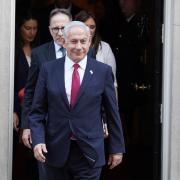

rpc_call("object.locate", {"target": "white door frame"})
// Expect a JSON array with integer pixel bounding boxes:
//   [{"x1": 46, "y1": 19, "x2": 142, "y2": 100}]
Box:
[
  {"x1": 162, "y1": 0, "x2": 174, "y2": 179},
  {"x1": 0, "y1": 0, "x2": 15, "y2": 179}
]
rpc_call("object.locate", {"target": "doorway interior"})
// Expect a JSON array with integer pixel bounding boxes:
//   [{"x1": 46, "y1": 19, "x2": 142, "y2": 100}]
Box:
[{"x1": 14, "y1": 0, "x2": 163, "y2": 180}]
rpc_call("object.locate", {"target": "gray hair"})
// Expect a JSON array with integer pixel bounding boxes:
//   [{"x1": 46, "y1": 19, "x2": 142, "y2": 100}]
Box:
[
  {"x1": 63, "y1": 21, "x2": 90, "y2": 40},
  {"x1": 49, "y1": 8, "x2": 72, "y2": 24}
]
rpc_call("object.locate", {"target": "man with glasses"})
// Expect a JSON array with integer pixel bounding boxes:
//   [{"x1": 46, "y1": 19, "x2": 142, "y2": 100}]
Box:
[
  {"x1": 38, "y1": 0, "x2": 82, "y2": 43},
  {"x1": 21, "y1": 8, "x2": 72, "y2": 149}
]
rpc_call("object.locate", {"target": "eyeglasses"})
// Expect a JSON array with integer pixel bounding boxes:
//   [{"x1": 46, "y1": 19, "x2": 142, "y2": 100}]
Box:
[{"x1": 51, "y1": 26, "x2": 64, "y2": 34}]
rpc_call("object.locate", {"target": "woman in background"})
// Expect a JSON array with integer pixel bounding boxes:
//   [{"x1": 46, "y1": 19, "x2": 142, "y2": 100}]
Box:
[
  {"x1": 75, "y1": 10, "x2": 117, "y2": 88},
  {"x1": 13, "y1": 9, "x2": 39, "y2": 180},
  {"x1": 75, "y1": 10, "x2": 118, "y2": 138}
]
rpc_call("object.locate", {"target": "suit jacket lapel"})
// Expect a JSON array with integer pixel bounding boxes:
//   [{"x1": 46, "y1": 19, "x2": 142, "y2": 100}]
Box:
[
  {"x1": 48, "y1": 41, "x2": 56, "y2": 60},
  {"x1": 73, "y1": 57, "x2": 94, "y2": 108},
  {"x1": 57, "y1": 58, "x2": 70, "y2": 109}
]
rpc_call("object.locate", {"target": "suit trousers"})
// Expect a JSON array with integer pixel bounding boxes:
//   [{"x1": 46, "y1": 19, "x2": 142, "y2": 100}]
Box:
[{"x1": 38, "y1": 141, "x2": 102, "y2": 180}]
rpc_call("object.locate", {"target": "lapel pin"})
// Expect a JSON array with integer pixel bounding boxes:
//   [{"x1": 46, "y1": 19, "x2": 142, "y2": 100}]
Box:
[{"x1": 90, "y1": 70, "x2": 93, "y2": 75}]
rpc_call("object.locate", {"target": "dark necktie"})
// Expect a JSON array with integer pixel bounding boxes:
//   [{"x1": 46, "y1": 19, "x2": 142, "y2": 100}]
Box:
[
  {"x1": 70, "y1": 64, "x2": 80, "y2": 108},
  {"x1": 60, "y1": 47, "x2": 66, "y2": 57}
]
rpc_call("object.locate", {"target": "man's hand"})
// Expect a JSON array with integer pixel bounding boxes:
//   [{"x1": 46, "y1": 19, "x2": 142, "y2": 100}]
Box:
[
  {"x1": 13, "y1": 112, "x2": 19, "y2": 132},
  {"x1": 34, "y1": 143, "x2": 47, "y2": 162},
  {"x1": 22, "y1": 129, "x2": 32, "y2": 149},
  {"x1": 108, "y1": 153, "x2": 123, "y2": 169}
]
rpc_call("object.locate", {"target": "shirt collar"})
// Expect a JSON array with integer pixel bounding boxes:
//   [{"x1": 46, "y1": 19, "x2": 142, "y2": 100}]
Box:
[
  {"x1": 54, "y1": 42, "x2": 62, "y2": 52},
  {"x1": 65, "y1": 55, "x2": 87, "y2": 71}
]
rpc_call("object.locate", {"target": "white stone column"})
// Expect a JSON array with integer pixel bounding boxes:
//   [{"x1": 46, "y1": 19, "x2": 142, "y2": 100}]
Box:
[
  {"x1": 163, "y1": 0, "x2": 180, "y2": 179},
  {"x1": 0, "y1": 0, "x2": 15, "y2": 179},
  {"x1": 169, "y1": 0, "x2": 180, "y2": 179}
]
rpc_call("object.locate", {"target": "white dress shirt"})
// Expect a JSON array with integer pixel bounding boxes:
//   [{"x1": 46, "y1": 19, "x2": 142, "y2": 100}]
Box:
[
  {"x1": 64, "y1": 55, "x2": 87, "y2": 104},
  {"x1": 54, "y1": 42, "x2": 65, "y2": 59},
  {"x1": 25, "y1": 55, "x2": 31, "y2": 67}
]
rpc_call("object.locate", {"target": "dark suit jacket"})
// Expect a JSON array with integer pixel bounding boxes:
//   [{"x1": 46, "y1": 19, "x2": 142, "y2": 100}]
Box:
[
  {"x1": 14, "y1": 47, "x2": 29, "y2": 117},
  {"x1": 100, "y1": 11, "x2": 149, "y2": 110},
  {"x1": 21, "y1": 41, "x2": 56, "y2": 128},
  {"x1": 13, "y1": 46, "x2": 29, "y2": 155},
  {"x1": 29, "y1": 57, "x2": 125, "y2": 168}
]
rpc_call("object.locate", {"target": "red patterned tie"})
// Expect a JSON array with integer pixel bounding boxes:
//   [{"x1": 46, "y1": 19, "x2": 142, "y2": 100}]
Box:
[{"x1": 70, "y1": 63, "x2": 80, "y2": 108}]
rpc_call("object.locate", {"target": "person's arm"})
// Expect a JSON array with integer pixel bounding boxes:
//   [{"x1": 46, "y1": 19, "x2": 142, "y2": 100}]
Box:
[
  {"x1": 13, "y1": 112, "x2": 20, "y2": 132},
  {"x1": 102, "y1": 66, "x2": 125, "y2": 168},
  {"x1": 13, "y1": 90, "x2": 20, "y2": 132},
  {"x1": 29, "y1": 63, "x2": 48, "y2": 162},
  {"x1": 102, "y1": 42, "x2": 118, "y2": 98},
  {"x1": 103, "y1": 43, "x2": 117, "y2": 87},
  {"x1": 21, "y1": 51, "x2": 39, "y2": 148},
  {"x1": 13, "y1": 56, "x2": 20, "y2": 132}
]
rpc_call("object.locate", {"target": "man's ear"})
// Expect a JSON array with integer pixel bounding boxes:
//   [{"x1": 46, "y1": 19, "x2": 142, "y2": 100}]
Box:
[{"x1": 49, "y1": 26, "x2": 52, "y2": 35}]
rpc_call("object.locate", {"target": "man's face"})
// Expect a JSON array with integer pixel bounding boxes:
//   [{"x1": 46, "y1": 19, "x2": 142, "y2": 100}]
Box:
[
  {"x1": 63, "y1": 26, "x2": 91, "y2": 63},
  {"x1": 119, "y1": 0, "x2": 137, "y2": 18},
  {"x1": 55, "y1": 0, "x2": 70, "y2": 8},
  {"x1": 49, "y1": 13, "x2": 70, "y2": 45}
]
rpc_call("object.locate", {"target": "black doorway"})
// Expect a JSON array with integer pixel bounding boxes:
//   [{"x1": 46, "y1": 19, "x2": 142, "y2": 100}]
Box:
[
  {"x1": 100, "y1": 0, "x2": 163, "y2": 179},
  {"x1": 14, "y1": 0, "x2": 163, "y2": 180}
]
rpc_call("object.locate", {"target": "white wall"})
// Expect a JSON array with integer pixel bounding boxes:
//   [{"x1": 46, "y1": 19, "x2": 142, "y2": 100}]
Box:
[
  {"x1": 0, "y1": 0, "x2": 15, "y2": 179},
  {"x1": 162, "y1": 0, "x2": 180, "y2": 179},
  {"x1": 170, "y1": 0, "x2": 180, "y2": 179}
]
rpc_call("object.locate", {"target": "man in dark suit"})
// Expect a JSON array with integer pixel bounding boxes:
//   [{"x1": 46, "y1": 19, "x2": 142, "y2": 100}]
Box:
[
  {"x1": 38, "y1": 0, "x2": 82, "y2": 43},
  {"x1": 21, "y1": 8, "x2": 72, "y2": 149},
  {"x1": 29, "y1": 21, "x2": 125, "y2": 180},
  {"x1": 100, "y1": 0, "x2": 149, "y2": 143}
]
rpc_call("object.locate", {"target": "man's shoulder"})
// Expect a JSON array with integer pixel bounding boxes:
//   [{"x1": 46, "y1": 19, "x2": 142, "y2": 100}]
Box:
[
  {"x1": 100, "y1": 41, "x2": 111, "y2": 49},
  {"x1": 32, "y1": 41, "x2": 54, "y2": 53},
  {"x1": 88, "y1": 56, "x2": 111, "y2": 70},
  {"x1": 43, "y1": 58, "x2": 64, "y2": 69}
]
